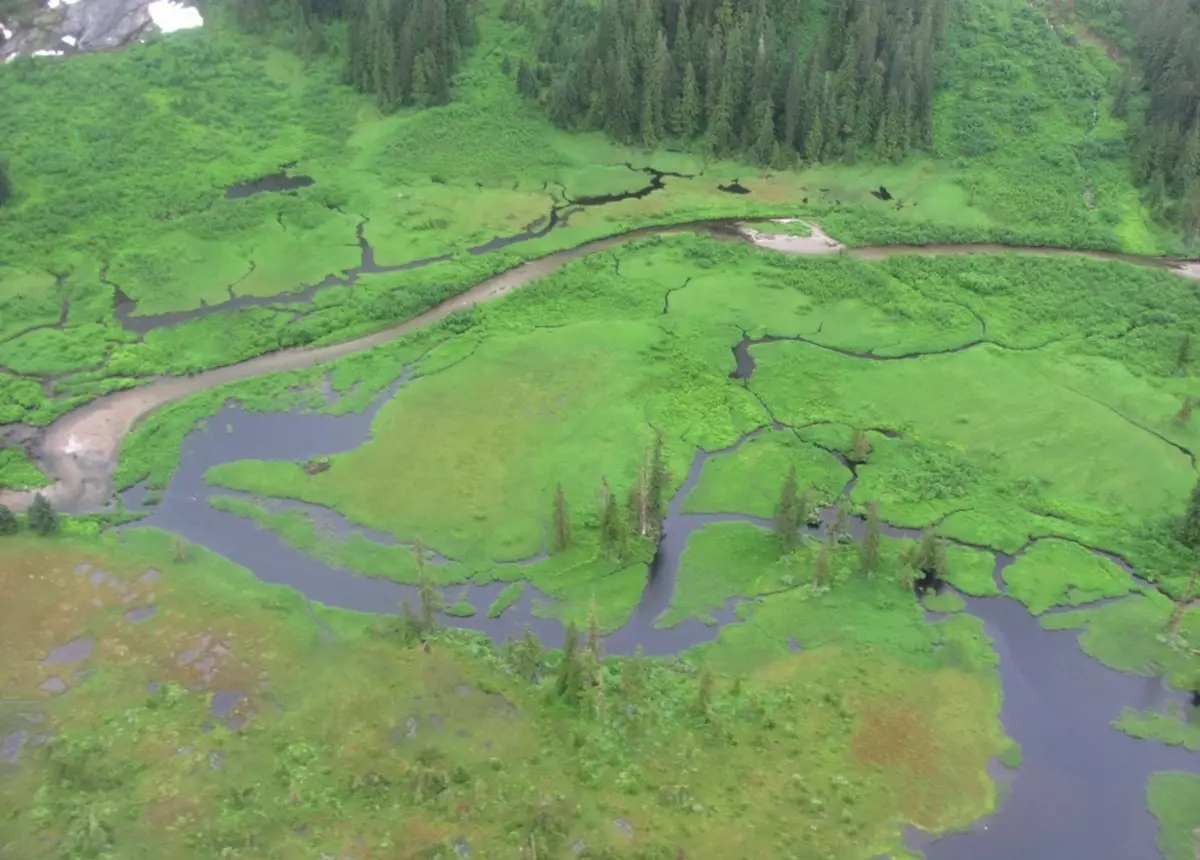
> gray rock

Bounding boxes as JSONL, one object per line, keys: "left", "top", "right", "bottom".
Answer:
{"left": 1, "top": 730, "right": 28, "bottom": 764}
{"left": 42, "top": 637, "right": 93, "bottom": 666}
{"left": 613, "top": 817, "right": 634, "bottom": 838}
{"left": 39, "top": 676, "right": 67, "bottom": 694}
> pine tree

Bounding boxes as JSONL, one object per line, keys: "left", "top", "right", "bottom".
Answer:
{"left": 783, "top": 58, "right": 804, "bottom": 149}
{"left": 797, "top": 487, "right": 813, "bottom": 528}
{"left": 512, "top": 624, "right": 544, "bottom": 680}
{"left": 628, "top": 464, "right": 648, "bottom": 537}
{"left": 517, "top": 59, "right": 540, "bottom": 99}
{"left": 1181, "top": 476, "right": 1200, "bottom": 548}
{"left": 640, "top": 31, "right": 671, "bottom": 147}
{"left": 859, "top": 501, "right": 881, "bottom": 577}
{"left": 607, "top": 44, "right": 636, "bottom": 142}
{"left": 414, "top": 538, "right": 442, "bottom": 632}
{"left": 601, "top": 478, "right": 626, "bottom": 556}
{"left": 773, "top": 466, "right": 800, "bottom": 553}
{"left": 693, "top": 662, "right": 714, "bottom": 719}
{"left": 27, "top": 494, "right": 58, "bottom": 536}
{"left": 172, "top": 535, "right": 189, "bottom": 563}
{"left": 0, "top": 156, "right": 11, "bottom": 208}
{"left": 586, "top": 595, "right": 603, "bottom": 660}
{"left": 674, "top": 60, "right": 700, "bottom": 138}
{"left": 813, "top": 534, "right": 833, "bottom": 585}
{"left": 556, "top": 621, "right": 584, "bottom": 702}
{"left": 647, "top": 432, "right": 669, "bottom": 534}
{"left": 911, "top": 527, "right": 948, "bottom": 580}
{"left": 850, "top": 428, "right": 871, "bottom": 462}
{"left": 553, "top": 483, "right": 572, "bottom": 551}
{"left": 0, "top": 504, "right": 16, "bottom": 535}
{"left": 752, "top": 96, "right": 776, "bottom": 166}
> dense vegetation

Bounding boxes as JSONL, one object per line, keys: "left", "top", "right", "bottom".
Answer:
{"left": 230, "top": 0, "right": 477, "bottom": 108}
{"left": 516, "top": 0, "right": 947, "bottom": 163}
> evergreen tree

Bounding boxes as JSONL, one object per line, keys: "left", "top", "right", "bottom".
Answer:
{"left": 849, "top": 428, "right": 871, "bottom": 462}
{"left": 773, "top": 466, "right": 800, "bottom": 553}
{"left": 512, "top": 624, "right": 544, "bottom": 680}
{"left": 647, "top": 432, "right": 669, "bottom": 534}
{"left": 859, "top": 501, "right": 881, "bottom": 577}
{"left": 586, "top": 595, "right": 603, "bottom": 660}
{"left": 674, "top": 60, "right": 700, "bottom": 138}
{"left": 830, "top": 499, "right": 851, "bottom": 544}
{"left": 1181, "top": 476, "right": 1200, "bottom": 548}
{"left": 693, "top": 662, "right": 714, "bottom": 719}
{"left": 0, "top": 504, "right": 16, "bottom": 536}
{"left": 556, "top": 622, "right": 584, "bottom": 702}
{"left": 517, "top": 59, "right": 540, "bottom": 99}
{"left": 553, "top": 483, "right": 572, "bottom": 551}
{"left": 0, "top": 156, "right": 11, "bottom": 208}
{"left": 752, "top": 96, "right": 776, "bottom": 165}
{"left": 813, "top": 534, "right": 833, "bottom": 585}
{"left": 910, "top": 527, "right": 948, "bottom": 580}
{"left": 600, "top": 478, "right": 626, "bottom": 556}
{"left": 27, "top": 494, "right": 58, "bottom": 536}
{"left": 414, "top": 538, "right": 442, "bottom": 632}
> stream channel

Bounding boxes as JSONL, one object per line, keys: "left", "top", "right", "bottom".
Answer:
{"left": 118, "top": 339, "right": 1199, "bottom": 860}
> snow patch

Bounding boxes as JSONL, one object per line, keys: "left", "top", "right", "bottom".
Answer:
{"left": 146, "top": 1, "right": 203, "bottom": 33}
{"left": 32, "top": 48, "right": 64, "bottom": 56}
{"left": 61, "top": 34, "right": 77, "bottom": 46}
{"left": 1, "top": 23, "right": 13, "bottom": 40}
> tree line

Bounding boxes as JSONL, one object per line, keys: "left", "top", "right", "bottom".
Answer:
{"left": 1117, "top": 0, "right": 1200, "bottom": 238}
{"left": 510, "top": 0, "right": 949, "bottom": 165}
{"left": 228, "top": 0, "right": 476, "bottom": 111}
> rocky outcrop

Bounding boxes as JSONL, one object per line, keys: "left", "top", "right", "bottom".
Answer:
{"left": 0, "top": 0, "right": 200, "bottom": 62}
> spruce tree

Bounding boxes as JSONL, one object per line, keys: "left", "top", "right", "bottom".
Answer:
{"left": 600, "top": 478, "right": 626, "bottom": 556}
{"left": 27, "top": 494, "right": 58, "bottom": 536}
{"left": 556, "top": 622, "right": 584, "bottom": 702}
{"left": 693, "top": 662, "right": 714, "bottom": 719}
{"left": 674, "top": 60, "right": 700, "bottom": 138}
{"left": 0, "top": 156, "right": 11, "bottom": 208}
{"left": 850, "top": 428, "right": 871, "bottom": 463}
{"left": 517, "top": 59, "right": 540, "bottom": 99}
{"left": 830, "top": 499, "right": 851, "bottom": 544}
{"left": 1181, "top": 476, "right": 1200, "bottom": 548}
{"left": 647, "top": 432, "right": 669, "bottom": 533}
{"left": 773, "top": 466, "right": 800, "bottom": 554}
{"left": 859, "top": 501, "right": 881, "bottom": 577}
{"left": 553, "top": 483, "right": 572, "bottom": 551}
{"left": 0, "top": 504, "right": 16, "bottom": 536}
{"left": 813, "top": 535, "right": 833, "bottom": 585}
{"left": 752, "top": 97, "right": 776, "bottom": 166}
{"left": 586, "top": 595, "right": 603, "bottom": 660}
{"left": 414, "top": 538, "right": 442, "bottom": 632}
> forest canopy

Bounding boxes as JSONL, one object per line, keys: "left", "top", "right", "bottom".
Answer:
{"left": 510, "top": 0, "right": 949, "bottom": 165}
{"left": 228, "top": 0, "right": 477, "bottom": 109}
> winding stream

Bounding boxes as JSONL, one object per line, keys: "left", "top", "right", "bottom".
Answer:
{"left": 2, "top": 202, "right": 1199, "bottom": 856}
{"left": 118, "top": 367, "right": 1198, "bottom": 860}
{"left": 4, "top": 216, "right": 1200, "bottom": 515}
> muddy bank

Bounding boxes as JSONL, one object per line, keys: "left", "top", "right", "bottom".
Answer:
{"left": 5, "top": 216, "right": 1200, "bottom": 515}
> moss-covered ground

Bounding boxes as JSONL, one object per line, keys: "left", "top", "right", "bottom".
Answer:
{"left": 0, "top": 532, "right": 1007, "bottom": 859}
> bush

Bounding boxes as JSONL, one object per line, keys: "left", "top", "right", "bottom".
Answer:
{"left": 27, "top": 493, "right": 59, "bottom": 535}
{"left": 0, "top": 504, "right": 17, "bottom": 535}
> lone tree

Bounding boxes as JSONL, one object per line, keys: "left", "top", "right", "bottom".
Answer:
{"left": 0, "top": 504, "right": 17, "bottom": 536}
{"left": 849, "top": 429, "right": 872, "bottom": 463}
{"left": 413, "top": 538, "right": 442, "bottom": 633}
{"left": 1181, "top": 476, "right": 1200, "bottom": 548}
{"left": 627, "top": 462, "right": 649, "bottom": 537}
{"left": 556, "top": 622, "right": 584, "bottom": 703}
{"left": 813, "top": 534, "right": 834, "bottom": 586}
{"left": 646, "top": 432, "right": 669, "bottom": 535}
{"left": 585, "top": 596, "right": 602, "bottom": 662}
{"left": 693, "top": 663, "right": 714, "bottom": 720}
{"left": 27, "top": 494, "right": 59, "bottom": 536}
{"left": 907, "top": 527, "right": 948, "bottom": 587}
{"left": 859, "top": 502, "right": 882, "bottom": 578}
{"left": 773, "top": 466, "right": 801, "bottom": 554}
{"left": 552, "top": 483, "right": 572, "bottom": 551}
{"left": 600, "top": 478, "right": 626, "bottom": 557}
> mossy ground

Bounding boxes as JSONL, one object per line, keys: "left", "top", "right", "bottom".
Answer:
{"left": 0, "top": 532, "right": 1006, "bottom": 859}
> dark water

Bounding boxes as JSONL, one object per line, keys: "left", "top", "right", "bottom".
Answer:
{"left": 224, "top": 173, "right": 316, "bottom": 199}
{"left": 115, "top": 365, "right": 1200, "bottom": 859}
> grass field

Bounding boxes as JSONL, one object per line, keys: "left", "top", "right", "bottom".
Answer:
{"left": 1147, "top": 772, "right": 1200, "bottom": 860}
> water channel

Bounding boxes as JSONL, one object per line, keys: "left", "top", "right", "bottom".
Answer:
{"left": 114, "top": 334, "right": 1199, "bottom": 859}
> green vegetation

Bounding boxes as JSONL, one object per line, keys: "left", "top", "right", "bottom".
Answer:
{"left": 488, "top": 581, "right": 526, "bottom": 617}
{"left": 0, "top": 531, "right": 1009, "bottom": 859}
{"left": 1147, "top": 772, "right": 1200, "bottom": 860}
{"left": 1115, "top": 706, "right": 1200, "bottom": 752}
{"left": 924, "top": 589, "right": 966, "bottom": 613}
{"left": 1001, "top": 538, "right": 1136, "bottom": 614}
